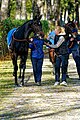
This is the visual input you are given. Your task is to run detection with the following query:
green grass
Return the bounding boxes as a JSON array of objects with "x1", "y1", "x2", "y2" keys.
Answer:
[
  {"x1": 0, "y1": 59, "x2": 32, "y2": 101},
  {"x1": 0, "y1": 60, "x2": 14, "y2": 101}
]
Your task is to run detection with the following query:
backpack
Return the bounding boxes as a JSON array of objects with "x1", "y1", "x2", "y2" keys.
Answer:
[{"x1": 7, "y1": 28, "x2": 17, "y2": 47}]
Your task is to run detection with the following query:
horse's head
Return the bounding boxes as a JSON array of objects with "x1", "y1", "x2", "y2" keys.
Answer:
[
  {"x1": 32, "y1": 15, "x2": 42, "y2": 33},
  {"x1": 14, "y1": 15, "x2": 42, "y2": 39},
  {"x1": 64, "y1": 21, "x2": 76, "y2": 35}
]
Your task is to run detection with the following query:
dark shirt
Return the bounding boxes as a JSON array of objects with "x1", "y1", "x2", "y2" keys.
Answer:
[{"x1": 29, "y1": 37, "x2": 44, "y2": 59}]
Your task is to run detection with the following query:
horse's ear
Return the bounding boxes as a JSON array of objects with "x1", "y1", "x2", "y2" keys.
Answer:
[
  {"x1": 33, "y1": 15, "x2": 42, "y2": 21},
  {"x1": 38, "y1": 15, "x2": 42, "y2": 20},
  {"x1": 33, "y1": 15, "x2": 37, "y2": 21},
  {"x1": 68, "y1": 17, "x2": 70, "y2": 23}
]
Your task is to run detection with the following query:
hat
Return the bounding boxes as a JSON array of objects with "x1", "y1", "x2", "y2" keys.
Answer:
[{"x1": 72, "y1": 28, "x2": 78, "y2": 33}]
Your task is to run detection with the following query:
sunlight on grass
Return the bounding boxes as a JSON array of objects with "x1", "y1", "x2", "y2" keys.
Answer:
[{"x1": 0, "y1": 58, "x2": 32, "y2": 100}]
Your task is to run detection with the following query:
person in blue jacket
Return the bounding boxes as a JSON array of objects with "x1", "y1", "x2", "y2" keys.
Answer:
[
  {"x1": 29, "y1": 31, "x2": 49, "y2": 86},
  {"x1": 69, "y1": 28, "x2": 80, "y2": 79}
]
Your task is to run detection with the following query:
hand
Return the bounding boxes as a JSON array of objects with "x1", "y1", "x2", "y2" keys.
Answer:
[
  {"x1": 70, "y1": 38, "x2": 74, "y2": 41},
  {"x1": 30, "y1": 38, "x2": 33, "y2": 42}
]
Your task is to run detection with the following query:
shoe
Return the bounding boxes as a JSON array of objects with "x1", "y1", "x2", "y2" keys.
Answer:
[
  {"x1": 36, "y1": 82, "x2": 41, "y2": 86},
  {"x1": 78, "y1": 77, "x2": 80, "y2": 80},
  {"x1": 60, "y1": 81, "x2": 67, "y2": 86},
  {"x1": 54, "y1": 82, "x2": 60, "y2": 86},
  {"x1": 78, "y1": 75, "x2": 80, "y2": 80}
]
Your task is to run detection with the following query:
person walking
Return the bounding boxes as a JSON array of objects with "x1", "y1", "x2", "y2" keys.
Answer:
[
  {"x1": 69, "y1": 28, "x2": 80, "y2": 79},
  {"x1": 29, "y1": 31, "x2": 49, "y2": 86},
  {"x1": 47, "y1": 29, "x2": 69, "y2": 86},
  {"x1": 47, "y1": 26, "x2": 62, "y2": 75}
]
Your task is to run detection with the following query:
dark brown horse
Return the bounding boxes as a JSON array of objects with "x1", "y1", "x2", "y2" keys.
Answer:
[{"x1": 8, "y1": 15, "x2": 42, "y2": 86}]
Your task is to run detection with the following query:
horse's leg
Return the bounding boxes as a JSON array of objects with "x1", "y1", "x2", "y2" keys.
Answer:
[
  {"x1": 49, "y1": 49, "x2": 55, "y2": 75},
  {"x1": 11, "y1": 53, "x2": 18, "y2": 86},
  {"x1": 19, "y1": 63, "x2": 26, "y2": 86},
  {"x1": 22, "y1": 65, "x2": 26, "y2": 86},
  {"x1": 14, "y1": 58, "x2": 18, "y2": 86},
  {"x1": 19, "y1": 64, "x2": 22, "y2": 79},
  {"x1": 20, "y1": 54, "x2": 27, "y2": 86}
]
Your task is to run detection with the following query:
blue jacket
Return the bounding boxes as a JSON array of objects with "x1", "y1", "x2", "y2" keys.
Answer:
[
  {"x1": 29, "y1": 37, "x2": 44, "y2": 59},
  {"x1": 48, "y1": 31, "x2": 56, "y2": 44}
]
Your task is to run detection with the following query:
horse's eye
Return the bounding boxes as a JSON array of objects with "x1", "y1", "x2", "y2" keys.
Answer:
[{"x1": 69, "y1": 34, "x2": 71, "y2": 37}]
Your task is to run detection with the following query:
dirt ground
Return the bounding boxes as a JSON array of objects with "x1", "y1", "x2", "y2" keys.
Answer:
[{"x1": 0, "y1": 54, "x2": 80, "y2": 120}]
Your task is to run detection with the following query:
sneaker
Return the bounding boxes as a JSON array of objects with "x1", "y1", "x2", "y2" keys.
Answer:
[
  {"x1": 54, "y1": 81, "x2": 60, "y2": 86},
  {"x1": 60, "y1": 81, "x2": 67, "y2": 86},
  {"x1": 36, "y1": 82, "x2": 41, "y2": 86}
]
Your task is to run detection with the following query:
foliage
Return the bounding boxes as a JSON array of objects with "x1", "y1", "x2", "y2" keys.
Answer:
[
  {"x1": 26, "y1": 0, "x2": 32, "y2": 14},
  {"x1": 41, "y1": 20, "x2": 49, "y2": 34},
  {"x1": 8, "y1": 0, "x2": 16, "y2": 18}
]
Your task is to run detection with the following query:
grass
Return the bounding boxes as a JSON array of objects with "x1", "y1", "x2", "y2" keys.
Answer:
[
  {"x1": 0, "y1": 60, "x2": 14, "y2": 101},
  {"x1": 0, "y1": 58, "x2": 32, "y2": 101}
]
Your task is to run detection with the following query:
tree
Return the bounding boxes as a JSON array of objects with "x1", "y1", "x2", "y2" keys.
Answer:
[
  {"x1": 1, "y1": 0, "x2": 9, "y2": 20},
  {"x1": 15, "y1": 0, "x2": 21, "y2": 19},
  {"x1": 21, "y1": 0, "x2": 27, "y2": 19},
  {"x1": 75, "y1": 0, "x2": 79, "y2": 27}
]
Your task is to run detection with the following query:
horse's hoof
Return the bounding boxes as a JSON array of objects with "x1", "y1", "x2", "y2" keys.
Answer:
[
  {"x1": 15, "y1": 84, "x2": 21, "y2": 87},
  {"x1": 22, "y1": 83, "x2": 24, "y2": 86},
  {"x1": 13, "y1": 72, "x2": 15, "y2": 76}
]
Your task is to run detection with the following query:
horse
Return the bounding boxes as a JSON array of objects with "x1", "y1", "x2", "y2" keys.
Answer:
[
  {"x1": 64, "y1": 20, "x2": 77, "y2": 48},
  {"x1": 8, "y1": 15, "x2": 42, "y2": 86}
]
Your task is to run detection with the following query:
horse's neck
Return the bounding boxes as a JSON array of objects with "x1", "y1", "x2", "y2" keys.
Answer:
[
  {"x1": 14, "y1": 22, "x2": 33, "y2": 39},
  {"x1": 25, "y1": 28, "x2": 33, "y2": 38}
]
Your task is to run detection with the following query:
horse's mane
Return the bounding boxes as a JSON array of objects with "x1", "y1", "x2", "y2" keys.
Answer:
[
  {"x1": 13, "y1": 15, "x2": 42, "y2": 40},
  {"x1": 17, "y1": 20, "x2": 33, "y2": 30},
  {"x1": 14, "y1": 20, "x2": 33, "y2": 39}
]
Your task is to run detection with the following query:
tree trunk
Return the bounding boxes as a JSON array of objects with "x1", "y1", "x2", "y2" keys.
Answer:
[
  {"x1": 52, "y1": 0, "x2": 60, "y2": 26},
  {"x1": 15, "y1": 0, "x2": 21, "y2": 19},
  {"x1": 21, "y1": 0, "x2": 27, "y2": 20},
  {"x1": 32, "y1": 0, "x2": 40, "y2": 18},
  {"x1": 75, "y1": 1, "x2": 79, "y2": 27},
  {"x1": 1, "y1": 0, "x2": 9, "y2": 20}
]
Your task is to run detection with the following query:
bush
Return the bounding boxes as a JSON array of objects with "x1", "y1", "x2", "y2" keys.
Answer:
[{"x1": 41, "y1": 20, "x2": 49, "y2": 34}]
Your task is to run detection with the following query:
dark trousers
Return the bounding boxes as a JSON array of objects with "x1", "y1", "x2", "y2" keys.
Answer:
[
  {"x1": 31, "y1": 57, "x2": 43, "y2": 83},
  {"x1": 55, "y1": 54, "x2": 68, "y2": 82},
  {"x1": 72, "y1": 50, "x2": 80, "y2": 77}
]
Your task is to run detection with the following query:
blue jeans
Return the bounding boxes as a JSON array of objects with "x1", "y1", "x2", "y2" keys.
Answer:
[
  {"x1": 55, "y1": 54, "x2": 68, "y2": 82},
  {"x1": 31, "y1": 57, "x2": 43, "y2": 83}
]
